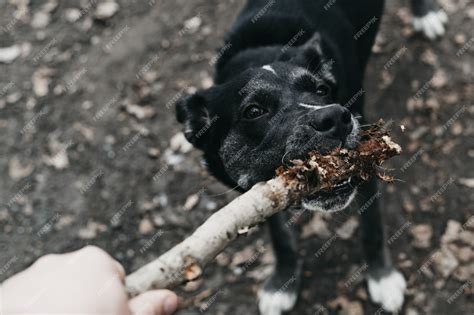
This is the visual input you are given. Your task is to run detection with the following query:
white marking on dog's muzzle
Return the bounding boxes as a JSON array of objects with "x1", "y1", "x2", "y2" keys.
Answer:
[
  {"x1": 298, "y1": 103, "x2": 338, "y2": 110},
  {"x1": 262, "y1": 65, "x2": 277, "y2": 75}
]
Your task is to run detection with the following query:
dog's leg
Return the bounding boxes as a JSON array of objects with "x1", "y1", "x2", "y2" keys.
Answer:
[
  {"x1": 410, "y1": 0, "x2": 448, "y2": 39},
  {"x1": 359, "y1": 179, "x2": 407, "y2": 312},
  {"x1": 258, "y1": 212, "x2": 301, "y2": 315}
]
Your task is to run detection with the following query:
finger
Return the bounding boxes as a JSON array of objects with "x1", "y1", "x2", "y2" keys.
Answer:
[
  {"x1": 73, "y1": 246, "x2": 126, "y2": 280},
  {"x1": 128, "y1": 290, "x2": 178, "y2": 315},
  {"x1": 112, "y1": 260, "x2": 126, "y2": 282}
]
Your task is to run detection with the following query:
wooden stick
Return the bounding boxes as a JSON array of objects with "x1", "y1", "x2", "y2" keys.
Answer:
[
  {"x1": 125, "y1": 123, "x2": 401, "y2": 295},
  {"x1": 125, "y1": 176, "x2": 298, "y2": 295}
]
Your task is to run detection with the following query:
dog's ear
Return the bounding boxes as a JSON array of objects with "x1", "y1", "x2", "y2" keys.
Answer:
[
  {"x1": 176, "y1": 92, "x2": 217, "y2": 151},
  {"x1": 281, "y1": 32, "x2": 324, "y2": 70}
]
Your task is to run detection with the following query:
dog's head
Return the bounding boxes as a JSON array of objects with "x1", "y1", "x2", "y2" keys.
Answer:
[{"x1": 176, "y1": 35, "x2": 360, "y2": 212}]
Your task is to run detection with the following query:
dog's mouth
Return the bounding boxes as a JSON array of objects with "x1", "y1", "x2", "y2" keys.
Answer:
[{"x1": 301, "y1": 176, "x2": 360, "y2": 212}]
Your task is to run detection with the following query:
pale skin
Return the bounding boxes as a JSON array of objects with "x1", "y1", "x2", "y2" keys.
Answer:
[{"x1": 0, "y1": 246, "x2": 178, "y2": 315}]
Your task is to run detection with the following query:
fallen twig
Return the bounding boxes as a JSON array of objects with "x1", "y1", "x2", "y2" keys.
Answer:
[{"x1": 125, "y1": 120, "x2": 401, "y2": 295}]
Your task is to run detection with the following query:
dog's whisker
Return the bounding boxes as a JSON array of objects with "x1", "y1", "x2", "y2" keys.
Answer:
[
  {"x1": 375, "y1": 165, "x2": 396, "y2": 172},
  {"x1": 390, "y1": 178, "x2": 406, "y2": 183},
  {"x1": 324, "y1": 212, "x2": 343, "y2": 224},
  {"x1": 358, "y1": 123, "x2": 376, "y2": 128},
  {"x1": 281, "y1": 150, "x2": 291, "y2": 166}
]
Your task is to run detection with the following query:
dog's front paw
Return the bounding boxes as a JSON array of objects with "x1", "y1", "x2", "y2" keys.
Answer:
[
  {"x1": 258, "y1": 272, "x2": 299, "y2": 315},
  {"x1": 258, "y1": 289, "x2": 297, "y2": 315},
  {"x1": 412, "y1": 10, "x2": 448, "y2": 40},
  {"x1": 367, "y1": 268, "x2": 407, "y2": 312}
]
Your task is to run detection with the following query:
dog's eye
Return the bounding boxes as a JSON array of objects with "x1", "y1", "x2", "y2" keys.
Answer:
[
  {"x1": 243, "y1": 104, "x2": 267, "y2": 119},
  {"x1": 316, "y1": 84, "x2": 331, "y2": 97}
]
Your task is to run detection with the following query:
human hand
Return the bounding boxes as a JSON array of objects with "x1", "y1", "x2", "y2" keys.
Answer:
[{"x1": 1, "y1": 246, "x2": 178, "y2": 315}]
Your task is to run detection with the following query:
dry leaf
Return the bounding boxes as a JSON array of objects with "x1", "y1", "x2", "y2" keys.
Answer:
[
  {"x1": 410, "y1": 224, "x2": 433, "y2": 249},
  {"x1": 431, "y1": 69, "x2": 447, "y2": 89},
  {"x1": 301, "y1": 213, "x2": 331, "y2": 239},
  {"x1": 433, "y1": 247, "x2": 459, "y2": 278},
  {"x1": 138, "y1": 217, "x2": 154, "y2": 235},
  {"x1": 78, "y1": 220, "x2": 107, "y2": 239},
  {"x1": 183, "y1": 16, "x2": 202, "y2": 34},
  {"x1": 8, "y1": 157, "x2": 34, "y2": 181},
  {"x1": 336, "y1": 217, "x2": 359, "y2": 240},
  {"x1": 0, "y1": 45, "x2": 21, "y2": 64},
  {"x1": 124, "y1": 103, "x2": 156, "y2": 120},
  {"x1": 183, "y1": 194, "x2": 199, "y2": 211},
  {"x1": 32, "y1": 68, "x2": 54, "y2": 97},
  {"x1": 94, "y1": 0, "x2": 119, "y2": 20},
  {"x1": 170, "y1": 132, "x2": 193, "y2": 153},
  {"x1": 441, "y1": 220, "x2": 462, "y2": 244}
]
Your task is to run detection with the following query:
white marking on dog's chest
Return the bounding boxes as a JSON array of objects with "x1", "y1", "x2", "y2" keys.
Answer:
[{"x1": 262, "y1": 65, "x2": 277, "y2": 75}]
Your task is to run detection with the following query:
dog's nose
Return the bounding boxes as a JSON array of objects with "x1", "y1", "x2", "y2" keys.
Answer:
[{"x1": 310, "y1": 104, "x2": 353, "y2": 141}]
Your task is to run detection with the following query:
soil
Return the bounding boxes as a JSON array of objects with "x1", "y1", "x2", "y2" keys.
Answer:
[{"x1": 1, "y1": 1, "x2": 473, "y2": 314}]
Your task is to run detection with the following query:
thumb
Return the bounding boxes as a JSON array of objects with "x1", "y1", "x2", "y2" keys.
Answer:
[{"x1": 128, "y1": 290, "x2": 178, "y2": 315}]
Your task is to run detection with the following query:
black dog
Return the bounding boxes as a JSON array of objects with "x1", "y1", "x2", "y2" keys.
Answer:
[{"x1": 176, "y1": 1, "x2": 447, "y2": 314}]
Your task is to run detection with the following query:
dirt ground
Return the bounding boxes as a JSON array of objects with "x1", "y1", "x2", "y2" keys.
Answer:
[{"x1": 1, "y1": 0, "x2": 473, "y2": 314}]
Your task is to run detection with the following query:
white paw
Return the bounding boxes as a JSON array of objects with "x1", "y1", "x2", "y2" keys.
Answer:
[
  {"x1": 412, "y1": 10, "x2": 448, "y2": 40},
  {"x1": 367, "y1": 269, "x2": 407, "y2": 312},
  {"x1": 258, "y1": 290, "x2": 297, "y2": 315}
]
